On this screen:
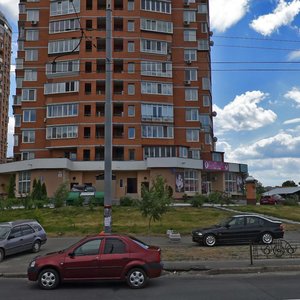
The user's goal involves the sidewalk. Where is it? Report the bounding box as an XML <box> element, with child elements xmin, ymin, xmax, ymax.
<box><xmin>1</xmin><ymin>236</ymin><xmax>300</xmax><ymax>278</ymax></box>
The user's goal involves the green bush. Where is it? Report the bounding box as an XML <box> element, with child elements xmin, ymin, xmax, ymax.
<box><xmin>283</xmin><ymin>197</ymin><xmax>299</xmax><ymax>206</ymax></box>
<box><xmin>53</xmin><ymin>182</ymin><xmax>69</xmax><ymax>208</ymax></box>
<box><xmin>190</xmin><ymin>194</ymin><xmax>207</xmax><ymax>207</ymax></box>
<box><xmin>120</xmin><ymin>196</ymin><xmax>137</xmax><ymax>206</ymax></box>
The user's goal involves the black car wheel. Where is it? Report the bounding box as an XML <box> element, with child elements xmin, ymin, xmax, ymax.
<box><xmin>126</xmin><ymin>268</ymin><xmax>148</xmax><ymax>289</ymax></box>
<box><xmin>38</xmin><ymin>268</ymin><xmax>60</xmax><ymax>290</ymax></box>
<box><xmin>261</xmin><ymin>232</ymin><xmax>273</xmax><ymax>244</ymax></box>
<box><xmin>32</xmin><ymin>240</ymin><xmax>41</xmax><ymax>253</ymax></box>
<box><xmin>0</xmin><ymin>248</ymin><xmax>4</xmax><ymax>262</ymax></box>
<box><xmin>204</xmin><ymin>234</ymin><xmax>216</xmax><ymax>247</ymax></box>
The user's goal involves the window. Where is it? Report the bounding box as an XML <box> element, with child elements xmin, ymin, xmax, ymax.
<box><xmin>44</xmin><ymin>81</ymin><xmax>79</xmax><ymax>94</ymax></box>
<box><xmin>129</xmin><ymin>149</ymin><xmax>135</xmax><ymax>160</ymax></box>
<box><xmin>189</xmin><ymin>149</ymin><xmax>200</xmax><ymax>159</ymax></box>
<box><xmin>141</xmin><ymin>0</ymin><xmax>171</xmax><ymax>14</ymax></box>
<box><xmin>10</xmin><ymin>226</ymin><xmax>22</xmax><ymax>238</ymax></box>
<box><xmin>49</xmin><ymin>18</ymin><xmax>80</xmax><ymax>33</ymax></box>
<box><xmin>25</xmin><ymin>49</ymin><xmax>38</xmax><ymax>61</ymax></box>
<box><xmin>198</xmin><ymin>3</ymin><xmax>208</xmax><ymax>13</ymax></box>
<box><xmin>22</xmin><ymin>130</ymin><xmax>35</xmax><ymax>143</ymax></box>
<box><xmin>21</xmin><ymin>225</ymin><xmax>35</xmax><ymax>236</ymax></box>
<box><xmin>84</xmin><ymin>127</ymin><xmax>91</xmax><ymax>138</ymax></box>
<box><xmin>128</xmin><ymin>105</ymin><xmax>135</xmax><ymax>117</ymax></box>
<box><xmin>141</xmin><ymin>82</ymin><xmax>173</xmax><ymax>95</ymax></box>
<box><xmin>184</xmin><ymin>30</ymin><xmax>197</xmax><ymax>41</ymax></box>
<box><xmin>23</xmin><ymin>110</ymin><xmax>36</xmax><ymax>122</ymax></box>
<box><xmin>85</xmin><ymin>83</ymin><xmax>92</xmax><ymax>94</ymax></box>
<box><xmin>143</xmin><ymin>146</ymin><xmax>175</xmax><ymax>158</ymax></box>
<box><xmin>141</xmin><ymin>61</ymin><xmax>172</xmax><ymax>78</ymax></box>
<box><xmin>186</xmin><ymin>108</ymin><xmax>198</xmax><ymax>121</ymax></box>
<box><xmin>128</xmin><ymin>127</ymin><xmax>135</xmax><ymax>139</ymax></box>
<box><xmin>128</xmin><ymin>84</ymin><xmax>135</xmax><ymax>95</ymax></box>
<box><xmin>185</xmin><ymin>69</ymin><xmax>197</xmax><ymax>81</ymax></box>
<box><xmin>141</xmin><ymin>103</ymin><xmax>173</xmax><ymax>121</ymax></box>
<box><xmin>201</xmin><ymin>22</ymin><xmax>208</xmax><ymax>33</ymax></box>
<box><xmin>225</xmin><ymin>172</ymin><xmax>237</xmax><ymax>193</ymax></box>
<box><xmin>22</xmin><ymin>152</ymin><xmax>35</xmax><ymax>160</ymax></box>
<box><xmin>22</xmin><ymin>89</ymin><xmax>36</xmax><ymax>101</ymax></box>
<box><xmin>24</xmin><ymin>69</ymin><xmax>37</xmax><ymax>81</ymax></box>
<box><xmin>202</xmin><ymin>77</ymin><xmax>211</xmax><ymax>90</ymax></box>
<box><xmin>141</xmin><ymin>18</ymin><xmax>173</xmax><ymax>34</ymax></box>
<box><xmin>18</xmin><ymin>171</ymin><xmax>31</xmax><ymax>194</ymax></box>
<box><xmin>183</xmin><ymin>11</ymin><xmax>196</xmax><ymax>23</ymax></box>
<box><xmin>50</xmin><ymin>0</ymin><xmax>80</xmax><ymax>16</ymax></box>
<box><xmin>26</xmin><ymin>30</ymin><xmax>39</xmax><ymax>41</ymax></box>
<box><xmin>74</xmin><ymin>239</ymin><xmax>102</xmax><ymax>256</ymax></box>
<box><xmin>128</xmin><ymin>41</ymin><xmax>135</xmax><ymax>52</ymax></box>
<box><xmin>198</xmin><ymin>39</ymin><xmax>209</xmax><ymax>51</ymax></box>
<box><xmin>185</xmin><ymin>88</ymin><xmax>198</xmax><ymax>101</ymax></box>
<box><xmin>14</xmin><ymin>135</ymin><xmax>19</xmax><ymax>147</ymax></box>
<box><xmin>128</xmin><ymin>20</ymin><xmax>135</xmax><ymax>32</ymax></box>
<box><xmin>128</xmin><ymin>62</ymin><xmax>135</xmax><ymax>73</ymax></box>
<box><xmin>142</xmin><ymin>125</ymin><xmax>174</xmax><ymax>138</ymax></box>
<box><xmin>205</xmin><ymin>133</ymin><xmax>212</xmax><ymax>144</ymax></box>
<box><xmin>186</xmin><ymin>129</ymin><xmax>199</xmax><ymax>142</ymax></box>
<box><xmin>46</xmin><ymin>60</ymin><xmax>80</xmax><ymax>75</ymax></box>
<box><xmin>47</xmin><ymin>103</ymin><xmax>78</xmax><ymax>117</ymax></box>
<box><xmin>46</xmin><ymin>126</ymin><xmax>78</xmax><ymax>139</ymax></box>
<box><xmin>27</xmin><ymin>10</ymin><xmax>39</xmax><ymax>21</ymax></box>
<box><xmin>48</xmin><ymin>39</ymin><xmax>80</xmax><ymax>54</ymax></box>
<box><xmin>212</xmin><ymin>152</ymin><xmax>222</xmax><ymax>162</ymax></box>
<box><xmin>203</xmin><ymin>95</ymin><xmax>210</xmax><ymax>106</ymax></box>
<box><xmin>128</xmin><ymin>0</ymin><xmax>134</xmax><ymax>10</ymax></box>
<box><xmin>179</xmin><ymin>146</ymin><xmax>188</xmax><ymax>158</ymax></box>
<box><xmin>184</xmin><ymin>49</ymin><xmax>197</xmax><ymax>61</ymax></box>
<box><xmin>104</xmin><ymin>238</ymin><xmax>126</xmax><ymax>254</ymax></box>
<box><xmin>184</xmin><ymin>170</ymin><xmax>198</xmax><ymax>192</ymax></box>
<box><xmin>86</xmin><ymin>0</ymin><xmax>93</xmax><ymax>10</ymax></box>
<box><xmin>85</xmin><ymin>62</ymin><xmax>92</xmax><ymax>73</ymax></box>
<box><xmin>141</xmin><ymin>39</ymin><xmax>168</xmax><ymax>54</ymax></box>
<box><xmin>15</xmin><ymin>115</ymin><xmax>21</xmax><ymax>127</ymax></box>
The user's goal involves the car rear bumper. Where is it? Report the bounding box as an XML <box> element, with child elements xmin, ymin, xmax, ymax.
<box><xmin>144</xmin><ymin>262</ymin><xmax>163</xmax><ymax>278</ymax></box>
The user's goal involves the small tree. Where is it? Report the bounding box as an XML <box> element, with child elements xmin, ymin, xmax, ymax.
<box><xmin>53</xmin><ymin>182</ymin><xmax>69</xmax><ymax>208</ymax></box>
<box><xmin>282</xmin><ymin>180</ymin><xmax>297</xmax><ymax>187</ymax></box>
<box><xmin>7</xmin><ymin>174</ymin><xmax>16</xmax><ymax>199</ymax></box>
<box><xmin>139</xmin><ymin>176</ymin><xmax>172</xmax><ymax>231</ymax></box>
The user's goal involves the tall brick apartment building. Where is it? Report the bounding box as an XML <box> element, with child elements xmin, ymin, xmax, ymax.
<box><xmin>0</xmin><ymin>12</ymin><xmax>11</xmax><ymax>164</ymax></box>
<box><xmin>0</xmin><ymin>0</ymin><xmax>248</xmax><ymax>199</ymax></box>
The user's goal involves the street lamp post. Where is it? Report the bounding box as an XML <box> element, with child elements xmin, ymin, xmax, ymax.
<box><xmin>104</xmin><ymin>0</ymin><xmax>113</xmax><ymax>233</ymax></box>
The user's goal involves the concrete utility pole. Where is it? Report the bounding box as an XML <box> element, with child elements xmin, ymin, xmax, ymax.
<box><xmin>104</xmin><ymin>0</ymin><xmax>113</xmax><ymax>233</ymax></box>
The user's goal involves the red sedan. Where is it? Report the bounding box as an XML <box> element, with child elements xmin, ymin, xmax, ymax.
<box><xmin>28</xmin><ymin>233</ymin><xmax>162</xmax><ymax>289</ymax></box>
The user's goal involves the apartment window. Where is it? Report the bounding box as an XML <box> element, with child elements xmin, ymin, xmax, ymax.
<box><xmin>128</xmin><ymin>20</ymin><xmax>135</xmax><ymax>32</ymax></box>
<box><xmin>212</xmin><ymin>152</ymin><xmax>222</xmax><ymax>162</ymax></box>
<box><xmin>85</xmin><ymin>62</ymin><xmax>92</xmax><ymax>73</ymax></box>
<box><xmin>184</xmin><ymin>170</ymin><xmax>198</xmax><ymax>192</ymax></box>
<box><xmin>141</xmin><ymin>82</ymin><xmax>173</xmax><ymax>95</ymax></box>
<box><xmin>18</xmin><ymin>171</ymin><xmax>31</xmax><ymax>194</ymax></box>
<box><xmin>184</xmin><ymin>49</ymin><xmax>197</xmax><ymax>61</ymax></box>
<box><xmin>141</xmin><ymin>61</ymin><xmax>172</xmax><ymax>78</ymax></box>
<box><xmin>225</xmin><ymin>173</ymin><xmax>237</xmax><ymax>193</ymax></box>
<box><xmin>16</xmin><ymin>78</ymin><xmax>23</xmax><ymax>88</ymax></box>
<box><xmin>141</xmin><ymin>0</ymin><xmax>171</xmax><ymax>14</ymax></box>
<box><xmin>48</xmin><ymin>39</ymin><xmax>80</xmax><ymax>54</ymax></box>
<box><xmin>44</xmin><ymin>81</ymin><xmax>79</xmax><ymax>94</ymax></box>
<box><xmin>83</xmin><ymin>149</ymin><xmax>90</xmax><ymax>161</ymax></box>
<box><xmin>46</xmin><ymin>125</ymin><xmax>78</xmax><ymax>139</ymax></box>
<box><xmin>129</xmin><ymin>149</ymin><xmax>135</xmax><ymax>160</ymax></box>
<box><xmin>141</xmin><ymin>39</ymin><xmax>168</xmax><ymax>54</ymax></box>
<box><xmin>86</xmin><ymin>40</ymin><xmax>92</xmax><ymax>51</ymax></box>
<box><xmin>201</xmin><ymin>22</ymin><xmax>208</xmax><ymax>33</ymax></box>
<box><xmin>186</xmin><ymin>129</ymin><xmax>199</xmax><ymax>142</ymax></box>
<box><xmin>127</xmin><ymin>84</ymin><xmax>135</xmax><ymax>95</ymax></box>
<box><xmin>14</xmin><ymin>135</ymin><xmax>19</xmax><ymax>147</ymax></box>
<box><xmin>86</xmin><ymin>0</ymin><xmax>93</xmax><ymax>10</ymax></box>
<box><xmin>22</xmin><ymin>130</ymin><xmax>35</xmax><ymax>143</ymax></box>
<box><xmin>198</xmin><ymin>39</ymin><xmax>209</xmax><ymax>51</ymax></box>
<box><xmin>142</xmin><ymin>125</ymin><xmax>174</xmax><ymax>138</ymax></box>
<box><xmin>15</xmin><ymin>115</ymin><xmax>21</xmax><ymax>127</ymax></box>
<box><xmin>128</xmin><ymin>41</ymin><xmax>135</xmax><ymax>52</ymax></box>
<box><xmin>27</xmin><ymin>10</ymin><xmax>39</xmax><ymax>21</ymax></box>
<box><xmin>185</xmin><ymin>88</ymin><xmax>198</xmax><ymax>101</ymax></box>
<box><xmin>128</xmin><ymin>0</ymin><xmax>134</xmax><ymax>10</ymax></box>
<box><xmin>203</xmin><ymin>95</ymin><xmax>210</xmax><ymax>107</ymax></box>
<box><xmin>128</xmin><ymin>62</ymin><xmax>135</xmax><ymax>73</ymax></box>
<box><xmin>49</xmin><ymin>18</ymin><xmax>80</xmax><ymax>33</ymax></box>
<box><xmin>184</xmin><ymin>30</ymin><xmax>197</xmax><ymax>41</ymax></box>
<box><xmin>189</xmin><ymin>149</ymin><xmax>200</xmax><ymax>160</ymax></box>
<box><xmin>46</xmin><ymin>60</ymin><xmax>80</xmax><ymax>75</ymax></box>
<box><xmin>23</xmin><ymin>110</ymin><xmax>36</xmax><ymax>122</ymax></box>
<box><xmin>199</xmin><ymin>114</ymin><xmax>211</xmax><ymax>127</ymax></box>
<box><xmin>25</xmin><ymin>49</ymin><xmax>38</xmax><ymax>61</ymax></box>
<box><xmin>85</xmin><ymin>83</ymin><xmax>92</xmax><ymax>94</ymax></box>
<box><xmin>183</xmin><ymin>11</ymin><xmax>196</xmax><ymax>23</ymax></box>
<box><xmin>22</xmin><ymin>89</ymin><xmax>36</xmax><ymax>101</ymax></box>
<box><xmin>186</xmin><ymin>108</ymin><xmax>198</xmax><ymax>121</ymax></box>
<box><xmin>84</xmin><ymin>105</ymin><xmax>91</xmax><ymax>116</ymax></box>
<box><xmin>185</xmin><ymin>69</ymin><xmax>197</xmax><ymax>81</ymax></box>
<box><xmin>47</xmin><ymin>103</ymin><xmax>78</xmax><ymax>117</ymax></box>
<box><xmin>26</xmin><ymin>30</ymin><xmax>39</xmax><ymax>41</ymax></box>
<box><xmin>22</xmin><ymin>152</ymin><xmax>35</xmax><ymax>160</ymax></box>
<box><xmin>205</xmin><ymin>133</ymin><xmax>212</xmax><ymax>144</ymax></box>
<box><xmin>141</xmin><ymin>18</ymin><xmax>173</xmax><ymax>34</ymax></box>
<box><xmin>179</xmin><ymin>146</ymin><xmax>188</xmax><ymax>158</ymax></box>
<box><xmin>84</xmin><ymin>127</ymin><xmax>91</xmax><ymax>138</ymax></box>
<box><xmin>141</xmin><ymin>103</ymin><xmax>173</xmax><ymax>121</ymax></box>
<box><xmin>24</xmin><ymin>69</ymin><xmax>37</xmax><ymax>81</ymax></box>
<box><xmin>144</xmin><ymin>146</ymin><xmax>175</xmax><ymax>158</ymax></box>
<box><xmin>198</xmin><ymin>3</ymin><xmax>208</xmax><ymax>14</ymax></box>
<box><xmin>86</xmin><ymin>19</ymin><xmax>93</xmax><ymax>30</ymax></box>
<box><xmin>128</xmin><ymin>105</ymin><xmax>135</xmax><ymax>117</ymax></box>
<box><xmin>202</xmin><ymin>77</ymin><xmax>211</xmax><ymax>90</ymax></box>
<box><xmin>128</xmin><ymin>127</ymin><xmax>135</xmax><ymax>139</ymax></box>
<box><xmin>50</xmin><ymin>0</ymin><xmax>80</xmax><ymax>16</ymax></box>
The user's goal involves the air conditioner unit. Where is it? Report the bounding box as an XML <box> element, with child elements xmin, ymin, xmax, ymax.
<box><xmin>31</xmin><ymin>21</ymin><xmax>38</xmax><ymax>26</ymax></box>
<box><xmin>184</xmin><ymin>80</ymin><xmax>191</xmax><ymax>86</ymax></box>
<box><xmin>183</xmin><ymin>20</ymin><xmax>190</xmax><ymax>26</ymax></box>
<box><xmin>209</xmin><ymin>40</ymin><xmax>214</xmax><ymax>46</ymax></box>
<box><xmin>184</xmin><ymin>0</ymin><xmax>190</xmax><ymax>7</ymax></box>
<box><xmin>185</xmin><ymin>59</ymin><xmax>192</xmax><ymax>65</ymax></box>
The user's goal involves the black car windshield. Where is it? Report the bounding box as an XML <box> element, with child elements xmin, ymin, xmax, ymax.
<box><xmin>0</xmin><ymin>226</ymin><xmax>11</xmax><ymax>239</ymax></box>
<box><xmin>218</xmin><ymin>218</ymin><xmax>232</xmax><ymax>227</ymax></box>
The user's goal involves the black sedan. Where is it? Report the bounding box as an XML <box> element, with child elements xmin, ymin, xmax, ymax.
<box><xmin>192</xmin><ymin>214</ymin><xmax>284</xmax><ymax>247</ymax></box>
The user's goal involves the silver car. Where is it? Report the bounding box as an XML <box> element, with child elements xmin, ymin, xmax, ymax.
<box><xmin>0</xmin><ymin>220</ymin><xmax>47</xmax><ymax>262</ymax></box>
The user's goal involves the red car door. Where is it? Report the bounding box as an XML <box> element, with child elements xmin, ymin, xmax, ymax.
<box><xmin>62</xmin><ymin>238</ymin><xmax>102</xmax><ymax>279</ymax></box>
<box><xmin>98</xmin><ymin>237</ymin><xmax>130</xmax><ymax>279</ymax></box>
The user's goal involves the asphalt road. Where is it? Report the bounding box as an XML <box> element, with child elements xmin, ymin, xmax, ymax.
<box><xmin>1</xmin><ymin>273</ymin><xmax>300</xmax><ymax>300</ymax></box>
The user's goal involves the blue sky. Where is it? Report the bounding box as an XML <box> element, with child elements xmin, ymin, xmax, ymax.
<box><xmin>1</xmin><ymin>0</ymin><xmax>300</xmax><ymax>187</ymax></box>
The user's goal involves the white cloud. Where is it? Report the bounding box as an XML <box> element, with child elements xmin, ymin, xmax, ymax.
<box><xmin>0</xmin><ymin>0</ymin><xmax>18</xmax><ymax>25</ymax></box>
<box><xmin>250</xmin><ymin>0</ymin><xmax>300</xmax><ymax>36</ymax></box>
<box><xmin>213</xmin><ymin>91</ymin><xmax>277</xmax><ymax>133</ymax></box>
<box><xmin>283</xmin><ymin>118</ymin><xmax>300</xmax><ymax>125</ymax></box>
<box><xmin>287</xmin><ymin>50</ymin><xmax>300</xmax><ymax>61</ymax></box>
<box><xmin>284</xmin><ymin>87</ymin><xmax>300</xmax><ymax>107</ymax></box>
<box><xmin>210</xmin><ymin>0</ymin><xmax>250</xmax><ymax>33</ymax></box>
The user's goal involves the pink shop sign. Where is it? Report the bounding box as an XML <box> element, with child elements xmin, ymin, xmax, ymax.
<box><xmin>204</xmin><ymin>161</ymin><xmax>229</xmax><ymax>171</ymax></box>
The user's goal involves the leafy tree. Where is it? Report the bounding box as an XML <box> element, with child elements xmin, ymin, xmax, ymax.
<box><xmin>6</xmin><ymin>174</ymin><xmax>16</xmax><ymax>199</ymax></box>
<box><xmin>53</xmin><ymin>182</ymin><xmax>69</xmax><ymax>208</ymax></box>
<box><xmin>41</xmin><ymin>182</ymin><xmax>48</xmax><ymax>200</ymax></box>
<box><xmin>256</xmin><ymin>181</ymin><xmax>266</xmax><ymax>199</ymax></box>
<box><xmin>139</xmin><ymin>176</ymin><xmax>172</xmax><ymax>231</ymax></box>
<box><xmin>282</xmin><ymin>180</ymin><xmax>297</xmax><ymax>187</ymax></box>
